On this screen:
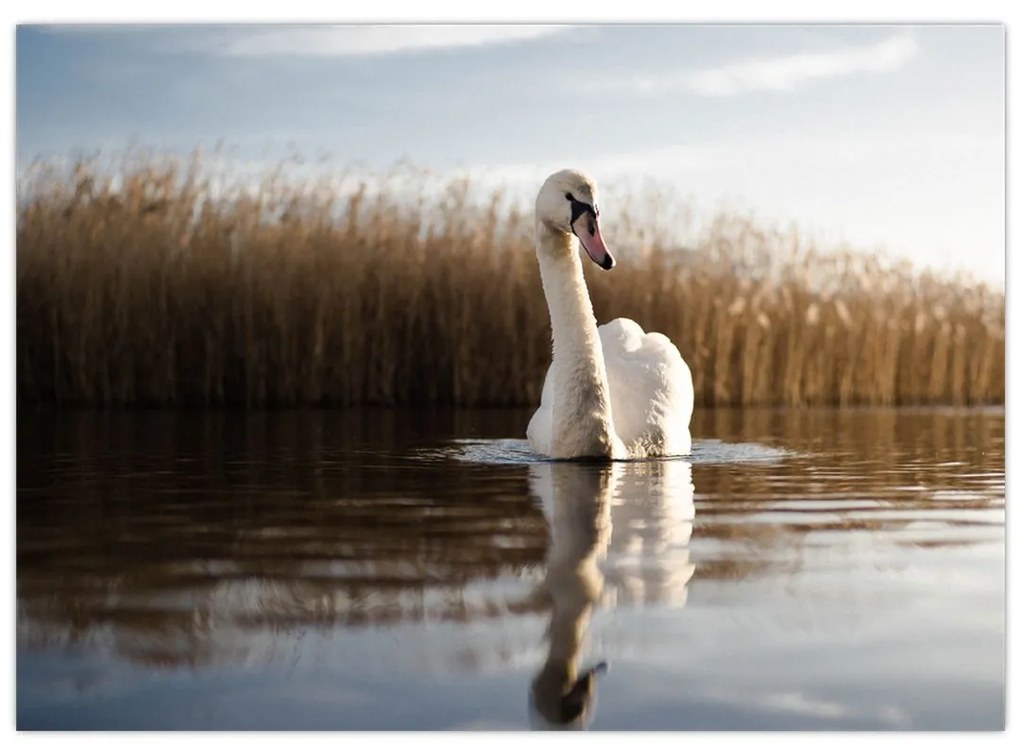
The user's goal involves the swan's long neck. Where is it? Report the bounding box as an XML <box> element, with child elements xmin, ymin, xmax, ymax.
<box><xmin>536</xmin><ymin>225</ymin><xmax>619</xmax><ymax>459</ymax></box>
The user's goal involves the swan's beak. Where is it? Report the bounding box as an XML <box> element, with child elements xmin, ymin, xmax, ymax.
<box><xmin>573</xmin><ymin>212</ymin><xmax>615</xmax><ymax>271</ymax></box>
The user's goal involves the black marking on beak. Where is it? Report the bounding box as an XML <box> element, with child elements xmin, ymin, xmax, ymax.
<box><xmin>567</xmin><ymin>195</ymin><xmax>600</xmax><ymax>240</ymax></box>
<box><xmin>565</xmin><ymin>192</ymin><xmax>597</xmax><ymax>225</ymax></box>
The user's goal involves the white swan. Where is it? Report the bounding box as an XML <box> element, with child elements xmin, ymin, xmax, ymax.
<box><xmin>526</xmin><ymin>169</ymin><xmax>694</xmax><ymax>460</ymax></box>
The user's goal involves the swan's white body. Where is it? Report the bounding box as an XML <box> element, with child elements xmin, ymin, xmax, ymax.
<box><xmin>526</xmin><ymin>170</ymin><xmax>694</xmax><ymax>460</ymax></box>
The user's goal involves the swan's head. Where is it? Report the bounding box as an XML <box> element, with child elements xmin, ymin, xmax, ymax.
<box><xmin>529</xmin><ymin>661</ymin><xmax>609</xmax><ymax>730</ymax></box>
<box><xmin>536</xmin><ymin>169</ymin><xmax>615</xmax><ymax>270</ymax></box>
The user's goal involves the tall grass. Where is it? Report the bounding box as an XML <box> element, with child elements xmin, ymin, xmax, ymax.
<box><xmin>16</xmin><ymin>153</ymin><xmax>1004</xmax><ymax>407</ymax></box>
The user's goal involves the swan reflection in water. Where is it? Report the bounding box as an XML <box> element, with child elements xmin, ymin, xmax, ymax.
<box><xmin>17</xmin><ymin>425</ymin><xmax>697</xmax><ymax>727</ymax></box>
<box><xmin>526</xmin><ymin>458</ymin><xmax>696</xmax><ymax>729</ymax></box>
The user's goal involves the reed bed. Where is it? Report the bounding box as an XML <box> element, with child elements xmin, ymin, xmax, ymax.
<box><xmin>16</xmin><ymin>153</ymin><xmax>1004</xmax><ymax>407</ymax></box>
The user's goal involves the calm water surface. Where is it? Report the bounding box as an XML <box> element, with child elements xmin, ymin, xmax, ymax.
<box><xmin>16</xmin><ymin>407</ymin><xmax>1004</xmax><ymax>730</ymax></box>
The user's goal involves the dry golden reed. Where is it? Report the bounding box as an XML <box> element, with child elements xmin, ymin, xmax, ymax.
<box><xmin>16</xmin><ymin>153</ymin><xmax>1004</xmax><ymax>407</ymax></box>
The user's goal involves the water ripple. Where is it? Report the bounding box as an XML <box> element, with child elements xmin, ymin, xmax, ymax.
<box><xmin>422</xmin><ymin>437</ymin><xmax>792</xmax><ymax>466</ymax></box>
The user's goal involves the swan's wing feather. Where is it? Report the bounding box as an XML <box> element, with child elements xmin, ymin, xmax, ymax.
<box><xmin>599</xmin><ymin>318</ymin><xmax>694</xmax><ymax>456</ymax></box>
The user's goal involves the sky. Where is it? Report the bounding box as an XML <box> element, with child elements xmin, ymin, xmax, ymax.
<box><xmin>15</xmin><ymin>24</ymin><xmax>1005</xmax><ymax>286</ymax></box>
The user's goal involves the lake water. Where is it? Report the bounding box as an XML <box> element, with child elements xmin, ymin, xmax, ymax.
<box><xmin>16</xmin><ymin>407</ymin><xmax>1005</xmax><ymax>731</ymax></box>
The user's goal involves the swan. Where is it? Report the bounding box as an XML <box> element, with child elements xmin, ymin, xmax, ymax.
<box><xmin>526</xmin><ymin>169</ymin><xmax>694</xmax><ymax>460</ymax></box>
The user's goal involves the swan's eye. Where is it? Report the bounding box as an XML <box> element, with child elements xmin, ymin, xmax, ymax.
<box><xmin>565</xmin><ymin>192</ymin><xmax>575</xmax><ymax>202</ymax></box>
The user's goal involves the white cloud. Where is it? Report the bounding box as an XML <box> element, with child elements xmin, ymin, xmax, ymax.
<box><xmin>40</xmin><ymin>23</ymin><xmax>571</xmax><ymax>58</ymax></box>
<box><xmin>214</xmin><ymin>25</ymin><xmax>569</xmax><ymax>58</ymax></box>
<box><xmin>618</xmin><ymin>32</ymin><xmax>919</xmax><ymax>97</ymax></box>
